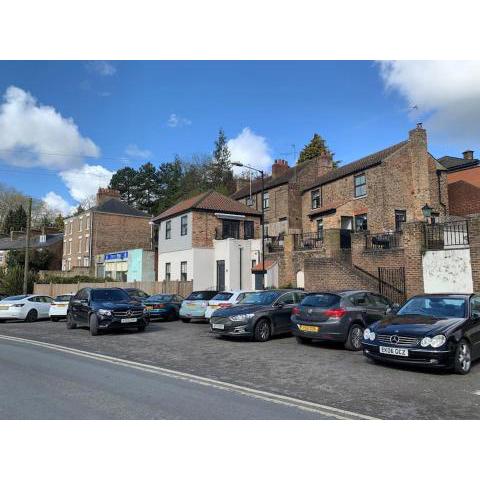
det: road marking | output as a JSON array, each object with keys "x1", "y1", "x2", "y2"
[{"x1": 0, "y1": 334, "x2": 378, "y2": 420}]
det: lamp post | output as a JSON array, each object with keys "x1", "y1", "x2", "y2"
[{"x1": 232, "y1": 162, "x2": 265, "y2": 290}]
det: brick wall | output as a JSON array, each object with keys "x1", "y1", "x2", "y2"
[
  {"x1": 448, "y1": 181, "x2": 480, "y2": 217},
  {"x1": 467, "y1": 215, "x2": 480, "y2": 292}
]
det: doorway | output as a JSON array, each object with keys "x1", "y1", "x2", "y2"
[{"x1": 216, "y1": 260, "x2": 225, "y2": 291}]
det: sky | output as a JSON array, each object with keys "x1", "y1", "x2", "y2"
[{"x1": 0, "y1": 60, "x2": 479, "y2": 216}]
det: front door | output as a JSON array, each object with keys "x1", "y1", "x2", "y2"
[
  {"x1": 254, "y1": 273, "x2": 263, "y2": 290},
  {"x1": 216, "y1": 260, "x2": 225, "y2": 291}
]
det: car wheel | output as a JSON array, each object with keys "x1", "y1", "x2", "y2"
[
  {"x1": 296, "y1": 336, "x2": 312, "y2": 345},
  {"x1": 454, "y1": 339, "x2": 471, "y2": 375},
  {"x1": 345, "y1": 324, "x2": 364, "y2": 351},
  {"x1": 89, "y1": 314, "x2": 99, "y2": 336},
  {"x1": 66, "y1": 312, "x2": 77, "y2": 329},
  {"x1": 254, "y1": 318, "x2": 271, "y2": 342},
  {"x1": 181, "y1": 318, "x2": 191, "y2": 323},
  {"x1": 51, "y1": 317, "x2": 59, "y2": 322},
  {"x1": 25, "y1": 309, "x2": 38, "y2": 323},
  {"x1": 167, "y1": 311, "x2": 177, "y2": 322}
]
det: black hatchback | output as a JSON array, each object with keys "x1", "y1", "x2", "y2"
[
  {"x1": 291, "y1": 290, "x2": 393, "y2": 350},
  {"x1": 66, "y1": 287, "x2": 147, "y2": 336}
]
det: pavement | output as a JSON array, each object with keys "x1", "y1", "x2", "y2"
[{"x1": 1, "y1": 318, "x2": 480, "y2": 419}]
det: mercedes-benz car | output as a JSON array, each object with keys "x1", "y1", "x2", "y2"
[
  {"x1": 362, "y1": 293, "x2": 480, "y2": 374},
  {"x1": 210, "y1": 290, "x2": 305, "y2": 341}
]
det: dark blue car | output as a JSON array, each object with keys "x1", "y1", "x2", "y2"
[{"x1": 144, "y1": 294, "x2": 184, "y2": 321}]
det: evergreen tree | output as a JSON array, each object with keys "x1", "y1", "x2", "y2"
[
  {"x1": 297, "y1": 133, "x2": 338, "y2": 166},
  {"x1": 207, "y1": 129, "x2": 235, "y2": 194},
  {"x1": 2, "y1": 204, "x2": 27, "y2": 233},
  {"x1": 109, "y1": 166, "x2": 139, "y2": 205},
  {"x1": 135, "y1": 162, "x2": 161, "y2": 214},
  {"x1": 53, "y1": 214, "x2": 65, "y2": 232}
]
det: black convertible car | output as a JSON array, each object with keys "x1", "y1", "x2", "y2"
[{"x1": 362, "y1": 293, "x2": 480, "y2": 374}]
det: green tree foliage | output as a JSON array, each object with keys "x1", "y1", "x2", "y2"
[
  {"x1": 0, "y1": 266, "x2": 36, "y2": 295},
  {"x1": 53, "y1": 214, "x2": 65, "y2": 232},
  {"x1": 109, "y1": 166, "x2": 138, "y2": 205},
  {"x1": 2, "y1": 204, "x2": 27, "y2": 234},
  {"x1": 207, "y1": 129, "x2": 235, "y2": 194},
  {"x1": 135, "y1": 162, "x2": 162, "y2": 213},
  {"x1": 297, "y1": 133, "x2": 338, "y2": 166},
  {"x1": 6, "y1": 248, "x2": 53, "y2": 273}
]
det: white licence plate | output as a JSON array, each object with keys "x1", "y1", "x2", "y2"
[
  {"x1": 379, "y1": 346, "x2": 409, "y2": 357},
  {"x1": 212, "y1": 323, "x2": 225, "y2": 330},
  {"x1": 121, "y1": 318, "x2": 137, "y2": 324}
]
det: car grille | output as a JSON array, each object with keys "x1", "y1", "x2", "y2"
[
  {"x1": 377, "y1": 334, "x2": 420, "y2": 347},
  {"x1": 113, "y1": 309, "x2": 144, "y2": 318}
]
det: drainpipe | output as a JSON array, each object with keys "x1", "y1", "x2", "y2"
[{"x1": 436, "y1": 171, "x2": 447, "y2": 215}]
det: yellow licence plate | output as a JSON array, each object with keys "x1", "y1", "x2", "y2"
[
  {"x1": 298, "y1": 324, "x2": 319, "y2": 333},
  {"x1": 145, "y1": 306, "x2": 153, "y2": 310}
]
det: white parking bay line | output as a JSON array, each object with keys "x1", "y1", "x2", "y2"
[{"x1": 0, "y1": 334, "x2": 378, "y2": 420}]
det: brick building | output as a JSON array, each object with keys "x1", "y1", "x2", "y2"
[
  {"x1": 62, "y1": 188, "x2": 151, "y2": 273},
  {"x1": 152, "y1": 190, "x2": 262, "y2": 290}
]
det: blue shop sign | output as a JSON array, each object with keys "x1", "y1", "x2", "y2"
[{"x1": 105, "y1": 251, "x2": 128, "y2": 262}]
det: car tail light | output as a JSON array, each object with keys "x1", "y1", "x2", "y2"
[
  {"x1": 218, "y1": 303, "x2": 232, "y2": 308},
  {"x1": 292, "y1": 306, "x2": 300, "y2": 315},
  {"x1": 325, "y1": 308, "x2": 346, "y2": 318}
]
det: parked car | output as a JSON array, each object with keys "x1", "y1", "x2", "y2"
[
  {"x1": 210, "y1": 289, "x2": 305, "y2": 341},
  {"x1": 180, "y1": 291, "x2": 219, "y2": 322},
  {"x1": 0, "y1": 294, "x2": 54, "y2": 322},
  {"x1": 124, "y1": 288, "x2": 150, "y2": 303},
  {"x1": 291, "y1": 290, "x2": 393, "y2": 350},
  {"x1": 362, "y1": 293, "x2": 480, "y2": 374},
  {"x1": 66, "y1": 287, "x2": 148, "y2": 336},
  {"x1": 49, "y1": 293, "x2": 75, "y2": 321},
  {"x1": 144, "y1": 294, "x2": 183, "y2": 321},
  {"x1": 205, "y1": 290, "x2": 257, "y2": 319}
]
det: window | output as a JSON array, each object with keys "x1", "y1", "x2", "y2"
[
  {"x1": 246, "y1": 196, "x2": 254, "y2": 207},
  {"x1": 165, "y1": 220, "x2": 171, "y2": 239},
  {"x1": 263, "y1": 223, "x2": 269, "y2": 237},
  {"x1": 355, "y1": 213, "x2": 368, "y2": 232},
  {"x1": 354, "y1": 173, "x2": 367, "y2": 198},
  {"x1": 316, "y1": 219, "x2": 324, "y2": 240},
  {"x1": 67, "y1": 259, "x2": 71, "y2": 270},
  {"x1": 263, "y1": 191, "x2": 270, "y2": 209},
  {"x1": 302, "y1": 293, "x2": 340, "y2": 308},
  {"x1": 180, "y1": 261, "x2": 187, "y2": 281},
  {"x1": 349, "y1": 292, "x2": 370, "y2": 306},
  {"x1": 79, "y1": 216, "x2": 83, "y2": 232},
  {"x1": 471, "y1": 296, "x2": 480, "y2": 318},
  {"x1": 165, "y1": 263, "x2": 171, "y2": 282},
  {"x1": 222, "y1": 219, "x2": 240, "y2": 239},
  {"x1": 83, "y1": 257, "x2": 90, "y2": 267},
  {"x1": 68, "y1": 239, "x2": 72, "y2": 254},
  {"x1": 431, "y1": 212, "x2": 439, "y2": 225},
  {"x1": 244, "y1": 220, "x2": 254, "y2": 240},
  {"x1": 86, "y1": 214, "x2": 90, "y2": 230},
  {"x1": 252, "y1": 259, "x2": 256, "y2": 269},
  {"x1": 62, "y1": 259, "x2": 66, "y2": 271},
  {"x1": 368, "y1": 294, "x2": 392, "y2": 308},
  {"x1": 395, "y1": 210, "x2": 407, "y2": 232},
  {"x1": 277, "y1": 292, "x2": 296, "y2": 305},
  {"x1": 311, "y1": 189, "x2": 321, "y2": 209},
  {"x1": 85, "y1": 236, "x2": 89, "y2": 253},
  {"x1": 180, "y1": 215, "x2": 188, "y2": 236},
  {"x1": 78, "y1": 237, "x2": 82, "y2": 253}
]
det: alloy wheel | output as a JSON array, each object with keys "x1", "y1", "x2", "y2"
[
  {"x1": 351, "y1": 326, "x2": 363, "y2": 350},
  {"x1": 458, "y1": 343, "x2": 471, "y2": 373}
]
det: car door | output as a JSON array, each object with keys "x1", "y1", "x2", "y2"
[
  {"x1": 366, "y1": 293, "x2": 392, "y2": 323},
  {"x1": 468, "y1": 296, "x2": 480, "y2": 358},
  {"x1": 38, "y1": 296, "x2": 52, "y2": 318},
  {"x1": 71, "y1": 289, "x2": 88, "y2": 324},
  {"x1": 348, "y1": 292, "x2": 370, "y2": 324},
  {"x1": 272, "y1": 292, "x2": 297, "y2": 333}
]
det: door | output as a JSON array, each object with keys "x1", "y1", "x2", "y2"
[
  {"x1": 254, "y1": 273, "x2": 263, "y2": 290},
  {"x1": 71, "y1": 289, "x2": 89, "y2": 324},
  {"x1": 367, "y1": 293, "x2": 392, "y2": 323},
  {"x1": 468, "y1": 296, "x2": 480, "y2": 357},
  {"x1": 39, "y1": 296, "x2": 53, "y2": 317},
  {"x1": 216, "y1": 260, "x2": 225, "y2": 291},
  {"x1": 348, "y1": 292, "x2": 380, "y2": 325},
  {"x1": 272, "y1": 292, "x2": 297, "y2": 333}
]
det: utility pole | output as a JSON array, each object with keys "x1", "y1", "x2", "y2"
[{"x1": 23, "y1": 197, "x2": 32, "y2": 295}]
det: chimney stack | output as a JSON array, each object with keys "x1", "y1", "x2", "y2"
[
  {"x1": 271, "y1": 159, "x2": 289, "y2": 179},
  {"x1": 96, "y1": 187, "x2": 120, "y2": 206},
  {"x1": 463, "y1": 150, "x2": 474, "y2": 162},
  {"x1": 408, "y1": 123, "x2": 427, "y2": 146}
]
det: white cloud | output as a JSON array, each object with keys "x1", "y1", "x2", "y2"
[
  {"x1": 379, "y1": 61, "x2": 480, "y2": 145},
  {"x1": 60, "y1": 164, "x2": 114, "y2": 203},
  {"x1": 124, "y1": 143, "x2": 152, "y2": 160},
  {"x1": 167, "y1": 113, "x2": 192, "y2": 128},
  {"x1": 85, "y1": 61, "x2": 116, "y2": 76},
  {"x1": 227, "y1": 127, "x2": 273, "y2": 174},
  {"x1": 42, "y1": 191, "x2": 74, "y2": 216},
  {"x1": 0, "y1": 85, "x2": 100, "y2": 169}
]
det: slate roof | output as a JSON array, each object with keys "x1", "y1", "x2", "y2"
[
  {"x1": 437, "y1": 156, "x2": 479, "y2": 171},
  {"x1": 152, "y1": 190, "x2": 262, "y2": 222},
  {"x1": 0, "y1": 233, "x2": 64, "y2": 251},
  {"x1": 302, "y1": 141, "x2": 409, "y2": 192},
  {"x1": 91, "y1": 198, "x2": 150, "y2": 217}
]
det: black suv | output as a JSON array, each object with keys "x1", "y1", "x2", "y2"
[
  {"x1": 66, "y1": 287, "x2": 147, "y2": 336},
  {"x1": 210, "y1": 290, "x2": 305, "y2": 341}
]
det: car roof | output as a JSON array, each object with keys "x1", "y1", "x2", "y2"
[{"x1": 411, "y1": 293, "x2": 473, "y2": 298}]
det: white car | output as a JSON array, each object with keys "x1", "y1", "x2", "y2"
[
  {"x1": 0, "y1": 294, "x2": 54, "y2": 323},
  {"x1": 49, "y1": 293, "x2": 75, "y2": 322},
  {"x1": 204, "y1": 290, "x2": 257, "y2": 319}
]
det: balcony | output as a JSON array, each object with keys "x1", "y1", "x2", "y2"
[
  {"x1": 424, "y1": 221, "x2": 469, "y2": 250},
  {"x1": 365, "y1": 232, "x2": 403, "y2": 250},
  {"x1": 266, "y1": 235, "x2": 284, "y2": 252},
  {"x1": 294, "y1": 232, "x2": 323, "y2": 250}
]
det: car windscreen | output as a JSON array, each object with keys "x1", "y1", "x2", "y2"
[
  {"x1": 3, "y1": 295, "x2": 28, "y2": 301},
  {"x1": 91, "y1": 289, "x2": 130, "y2": 302},
  {"x1": 186, "y1": 291, "x2": 217, "y2": 301},
  {"x1": 239, "y1": 291, "x2": 281, "y2": 305},
  {"x1": 211, "y1": 292, "x2": 234, "y2": 301},
  {"x1": 55, "y1": 295, "x2": 72, "y2": 302},
  {"x1": 301, "y1": 293, "x2": 340, "y2": 308},
  {"x1": 148, "y1": 295, "x2": 173, "y2": 302},
  {"x1": 397, "y1": 296, "x2": 466, "y2": 318}
]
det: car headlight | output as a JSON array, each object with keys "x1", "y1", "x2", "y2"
[
  {"x1": 230, "y1": 313, "x2": 255, "y2": 322},
  {"x1": 98, "y1": 309, "x2": 112, "y2": 316},
  {"x1": 420, "y1": 337, "x2": 432, "y2": 347},
  {"x1": 430, "y1": 335, "x2": 446, "y2": 348},
  {"x1": 363, "y1": 328, "x2": 375, "y2": 341}
]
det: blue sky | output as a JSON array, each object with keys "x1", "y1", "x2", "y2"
[{"x1": 0, "y1": 60, "x2": 477, "y2": 214}]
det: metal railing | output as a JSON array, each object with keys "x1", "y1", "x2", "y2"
[
  {"x1": 267, "y1": 235, "x2": 284, "y2": 252},
  {"x1": 365, "y1": 232, "x2": 403, "y2": 250},
  {"x1": 294, "y1": 232, "x2": 323, "y2": 250},
  {"x1": 424, "y1": 220, "x2": 469, "y2": 250}
]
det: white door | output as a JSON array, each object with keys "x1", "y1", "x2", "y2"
[{"x1": 296, "y1": 271, "x2": 305, "y2": 289}]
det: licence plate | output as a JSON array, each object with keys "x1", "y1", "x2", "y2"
[
  {"x1": 212, "y1": 323, "x2": 225, "y2": 330},
  {"x1": 379, "y1": 346, "x2": 409, "y2": 357},
  {"x1": 121, "y1": 318, "x2": 137, "y2": 324},
  {"x1": 145, "y1": 306, "x2": 153, "y2": 310},
  {"x1": 0, "y1": 306, "x2": 8, "y2": 310},
  {"x1": 298, "y1": 324, "x2": 319, "y2": 333}
]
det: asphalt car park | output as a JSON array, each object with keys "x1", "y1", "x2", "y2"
[{"x1": 1, "y1": 316, "x2": 480, "y2": 419}]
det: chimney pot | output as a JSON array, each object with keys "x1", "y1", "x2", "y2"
[
  {"x1": 271, "y1": 159, "x2": 290, "y2": 179},
  {"x1": 96, "y1": 187, "x2": 121, "y2": 206},
  {"x1": 463, "y1": 150, "x2": 474, "y2": 161}
]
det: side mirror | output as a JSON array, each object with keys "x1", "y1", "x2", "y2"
[
  {"x1": 386, "y1": 304, "x2": 400, "y2": 314},
  {"x1": 275, "y1": 302, "x2": 285, "y2": 309}
]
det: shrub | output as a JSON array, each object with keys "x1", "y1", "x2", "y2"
[
  {"x1": 36, "y1": 275, "x2": 115, "y2": 284},
  {"x1": 0, "y1": 266, "x2": 37, "y2": 295}
]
